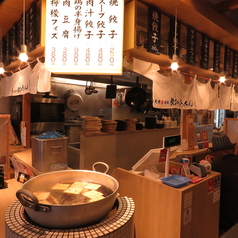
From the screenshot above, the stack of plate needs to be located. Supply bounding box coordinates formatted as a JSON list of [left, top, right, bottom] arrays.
[[81, 116, 102, 134], [124, 118, 137, 131], [101, 119, 118, 133]]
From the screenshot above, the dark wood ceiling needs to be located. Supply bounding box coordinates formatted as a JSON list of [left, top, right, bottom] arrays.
[[0, 0, 34, 37]]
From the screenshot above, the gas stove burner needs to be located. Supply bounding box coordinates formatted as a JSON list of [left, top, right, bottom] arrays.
[[5, 197, 135, 238]]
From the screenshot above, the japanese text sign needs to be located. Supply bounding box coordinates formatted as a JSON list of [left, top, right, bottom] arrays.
[[45, 0, 124, 75]]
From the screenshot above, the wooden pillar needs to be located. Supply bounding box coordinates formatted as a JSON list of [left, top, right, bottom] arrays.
[[180, 74, 194, 150], [22, 93, 31, 148]]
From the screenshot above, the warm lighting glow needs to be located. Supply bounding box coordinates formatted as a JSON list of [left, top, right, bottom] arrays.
[[219, 71, 226, 83], [0, 62, 4, 74], [19, 44, 28, 62], [170, 54, 179, 71], [219, 75, 226, 83]]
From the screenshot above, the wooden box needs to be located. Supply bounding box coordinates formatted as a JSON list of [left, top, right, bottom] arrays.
[[112, 168, 220, 238]]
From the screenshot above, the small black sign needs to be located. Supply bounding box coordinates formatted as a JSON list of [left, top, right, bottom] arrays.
[[147, 7, 161, 55], [213, 41, 221, 73], [3, 32, 11, 66], [186, 26, 196, 66], [17, 17, 23, 47], [233, 50, 238, 79], [224, 46, 231, 73], [200, 34, 210, 69], [26, 2, 37, 52], [10, 23, 18, 61]]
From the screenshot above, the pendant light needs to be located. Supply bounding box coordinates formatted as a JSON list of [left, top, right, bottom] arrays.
[[170, 8, 179, 71], [0, 26, 4, 74], [219, 71, 226, 83], [19, 0, 28, 62]]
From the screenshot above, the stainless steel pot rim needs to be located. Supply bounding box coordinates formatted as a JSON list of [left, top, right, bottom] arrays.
[[22, 169, 119, 184]]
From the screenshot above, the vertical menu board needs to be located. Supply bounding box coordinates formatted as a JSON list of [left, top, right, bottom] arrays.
[[224, 46, 231, 73], [26, 2, 37, 52], [45, 0, 124, 74], [200, 34, 210, 70], [186, 26, 196, 66], [213, 41, 221, 73], [147, 6, 161, 55], [233, 50, 238, 79]]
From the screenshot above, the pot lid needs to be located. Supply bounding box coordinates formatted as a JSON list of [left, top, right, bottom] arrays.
[[66, 94, 83, 111]]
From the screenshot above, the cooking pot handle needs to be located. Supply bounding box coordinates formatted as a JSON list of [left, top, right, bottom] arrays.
[[16, 189, 51, 213], [92, 162, 109, 174]]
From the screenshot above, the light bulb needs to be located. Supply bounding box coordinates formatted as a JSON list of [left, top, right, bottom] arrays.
[[219, 75, 226, 83], [170, 54, 179, 71], [219, 71, 226, 83], [0, 62, 4, 74], [19, 44, 28, 62]]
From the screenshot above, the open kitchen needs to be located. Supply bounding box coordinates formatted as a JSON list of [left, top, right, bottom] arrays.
[[1, 0, 238, 237]]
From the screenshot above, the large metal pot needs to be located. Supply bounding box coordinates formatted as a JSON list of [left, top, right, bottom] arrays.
[[16, 164, 119, 229], [64, 89, 83, 111]]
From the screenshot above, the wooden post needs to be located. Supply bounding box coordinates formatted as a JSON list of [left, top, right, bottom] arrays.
[[181, 74, 191, 140], [180, 74, 194, 150], [22, 93, 31, 148], [0, 115, 10, 179]]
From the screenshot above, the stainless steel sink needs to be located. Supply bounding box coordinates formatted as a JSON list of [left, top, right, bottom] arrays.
[[68, 142, 80, 169]]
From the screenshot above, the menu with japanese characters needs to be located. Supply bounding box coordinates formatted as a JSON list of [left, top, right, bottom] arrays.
[[45, 0, 124, 74], [147, 6, 161, 55], [186, 26, 196, 66], [200, 34, 210, 70]]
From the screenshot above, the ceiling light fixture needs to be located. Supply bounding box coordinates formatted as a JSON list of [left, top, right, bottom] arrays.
[[19, 0, 28, 62], [0, 26, 4, 74], [219, 71, 226, 83], [170, 8, 179, 71]]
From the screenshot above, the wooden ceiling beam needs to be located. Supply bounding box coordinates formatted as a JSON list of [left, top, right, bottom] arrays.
[[213, 0, 238, 13]]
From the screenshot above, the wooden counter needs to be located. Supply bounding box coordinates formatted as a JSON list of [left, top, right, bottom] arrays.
[[10, 129, 211, 176], [80, 127, 180, 173], [112, 168, 220, 238]]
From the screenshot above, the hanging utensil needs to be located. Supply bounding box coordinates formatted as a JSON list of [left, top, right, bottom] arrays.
[[64, 89, 83, 111], [106, 76, 117, 98], [85, 81, 92, 95], [125, 76, 147, 110], [90, 77, 98, 94]]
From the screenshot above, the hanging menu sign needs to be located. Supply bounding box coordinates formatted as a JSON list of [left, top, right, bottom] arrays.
[[224, 46, 231, 73], [233, 50, 238, 79], [10, 23, 18, 60], [27, 2, 37, 52], [45, 0, 124, 75], [213, 41, 221, 73], [186, 26, 196, 66], [200, 34, 210, 70], [168, 17, 180, 59], [147, 7, 161, 55], [3, 32, 10, 66], [18, 18, 23, 47]]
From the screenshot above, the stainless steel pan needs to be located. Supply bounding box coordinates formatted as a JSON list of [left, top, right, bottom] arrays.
[[16, 163, 119, 229]]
